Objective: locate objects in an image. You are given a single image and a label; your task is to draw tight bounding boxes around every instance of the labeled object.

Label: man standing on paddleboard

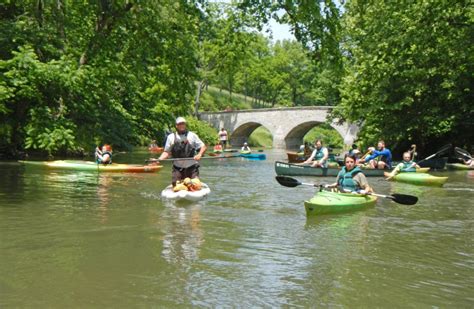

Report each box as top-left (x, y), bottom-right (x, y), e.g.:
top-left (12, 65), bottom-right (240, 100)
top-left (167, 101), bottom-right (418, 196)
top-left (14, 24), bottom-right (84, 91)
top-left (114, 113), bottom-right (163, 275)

top-left (157, 117), bottom-right (207, 187)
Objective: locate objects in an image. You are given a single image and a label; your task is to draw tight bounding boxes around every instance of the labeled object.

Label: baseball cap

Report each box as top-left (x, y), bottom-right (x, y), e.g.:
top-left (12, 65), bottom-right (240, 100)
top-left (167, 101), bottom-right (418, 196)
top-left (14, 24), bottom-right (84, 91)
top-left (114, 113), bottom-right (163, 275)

top-left (175, 117), bottom-right (186, 124)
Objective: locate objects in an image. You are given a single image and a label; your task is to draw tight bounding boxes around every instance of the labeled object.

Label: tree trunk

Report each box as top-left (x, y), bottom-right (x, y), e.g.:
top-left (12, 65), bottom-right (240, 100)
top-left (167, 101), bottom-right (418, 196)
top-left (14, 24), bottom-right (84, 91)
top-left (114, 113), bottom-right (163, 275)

top-left (194, 79), bottom-right (207, 117)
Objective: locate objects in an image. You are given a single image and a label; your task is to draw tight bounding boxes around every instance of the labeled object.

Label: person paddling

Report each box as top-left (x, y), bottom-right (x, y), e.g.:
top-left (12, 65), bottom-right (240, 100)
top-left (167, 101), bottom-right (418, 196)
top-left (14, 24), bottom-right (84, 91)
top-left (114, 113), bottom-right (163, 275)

top-left (95, 144), bottom-right (113, 165)
top-left (157, 117), bottom-right (207, 187)
top-left (241, 142), bottom-right (251, 153)
top-left (359, 140), bottom-right (392, 169)
top-left (302, 139), bottom-right (329, 168)
top-left (219, 128), bottom-right (228, 149)
top-left (386, 152), bottom-right (420, 179)
top-left (326, 154), bottom-right (373, 194)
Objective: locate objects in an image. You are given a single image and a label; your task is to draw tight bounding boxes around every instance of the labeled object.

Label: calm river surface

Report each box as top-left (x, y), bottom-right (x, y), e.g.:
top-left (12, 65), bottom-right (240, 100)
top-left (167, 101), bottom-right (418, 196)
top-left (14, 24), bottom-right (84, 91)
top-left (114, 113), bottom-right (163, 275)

top-left (1, 149), bottom-right (473, 307)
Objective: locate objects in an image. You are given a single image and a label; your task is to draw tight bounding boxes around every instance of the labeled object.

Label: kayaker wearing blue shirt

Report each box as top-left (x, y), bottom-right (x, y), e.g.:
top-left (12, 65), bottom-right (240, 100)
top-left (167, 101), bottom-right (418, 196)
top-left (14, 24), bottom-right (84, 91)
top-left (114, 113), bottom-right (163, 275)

top-left (327, 154), bottom-right (373, 194)
top-left (302, 139), bottom-right (329, 168)
top-left (95, 144), bottom-right (112, 164)
top-left (386, 152), bottom-right (420, 179)
top-left (359, 140), bottom-right (392, 169)
top-left (157, 117), bottom-right (207, 187)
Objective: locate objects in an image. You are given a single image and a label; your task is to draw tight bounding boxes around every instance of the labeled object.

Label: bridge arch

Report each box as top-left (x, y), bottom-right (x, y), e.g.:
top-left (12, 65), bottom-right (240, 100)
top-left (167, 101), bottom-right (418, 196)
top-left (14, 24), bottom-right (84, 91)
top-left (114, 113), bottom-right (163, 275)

top-left (199, 107), bottom-right (359, 149)
top-left (284, 121), bottom-right (348, 150)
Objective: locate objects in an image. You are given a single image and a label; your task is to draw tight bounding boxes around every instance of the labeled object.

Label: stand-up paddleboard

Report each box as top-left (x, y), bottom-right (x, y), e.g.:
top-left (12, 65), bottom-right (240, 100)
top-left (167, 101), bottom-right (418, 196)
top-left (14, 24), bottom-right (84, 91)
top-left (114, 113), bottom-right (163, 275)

top-left (161, 183), bottom-right (211, 202)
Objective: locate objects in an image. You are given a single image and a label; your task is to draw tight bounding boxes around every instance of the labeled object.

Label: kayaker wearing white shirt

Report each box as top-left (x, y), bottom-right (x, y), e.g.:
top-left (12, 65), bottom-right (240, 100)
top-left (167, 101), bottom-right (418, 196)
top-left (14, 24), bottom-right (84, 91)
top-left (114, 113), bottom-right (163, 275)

top-left (241, 142), bottom-right (251, 153)
top-left (158, 117), bottom-right (207, 187)
top-left (302, 139), bottom-right (329, 168)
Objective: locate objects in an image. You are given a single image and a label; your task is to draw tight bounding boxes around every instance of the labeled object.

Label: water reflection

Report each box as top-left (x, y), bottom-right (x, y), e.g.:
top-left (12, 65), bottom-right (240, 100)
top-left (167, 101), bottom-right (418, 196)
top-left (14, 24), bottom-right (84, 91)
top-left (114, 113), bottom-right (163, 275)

top-left (157, 203), bottom-right (204, 264)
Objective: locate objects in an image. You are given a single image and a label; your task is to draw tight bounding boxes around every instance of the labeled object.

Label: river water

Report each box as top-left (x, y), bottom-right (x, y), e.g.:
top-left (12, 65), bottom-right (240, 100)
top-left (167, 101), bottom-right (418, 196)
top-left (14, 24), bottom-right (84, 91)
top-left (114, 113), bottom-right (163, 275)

top-left (1, 149), bottom-right (473, 307)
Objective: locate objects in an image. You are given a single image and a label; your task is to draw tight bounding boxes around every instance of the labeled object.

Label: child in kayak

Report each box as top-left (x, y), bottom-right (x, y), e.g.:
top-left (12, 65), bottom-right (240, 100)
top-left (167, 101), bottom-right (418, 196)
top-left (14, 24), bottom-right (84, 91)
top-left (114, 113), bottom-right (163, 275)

top-left (327, 154), bottom-right (373, 194)
top-left (241, 143), bottom-right (251, 153)
top-left (386, 152), bottom-right (420, 179)
top-left (95, 144), bottom-right (113, 164)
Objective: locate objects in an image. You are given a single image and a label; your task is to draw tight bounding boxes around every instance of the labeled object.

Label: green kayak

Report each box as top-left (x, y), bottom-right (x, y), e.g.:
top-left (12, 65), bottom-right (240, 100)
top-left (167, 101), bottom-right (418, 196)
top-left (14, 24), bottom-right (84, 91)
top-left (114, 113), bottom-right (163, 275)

top-left (304, 191), bottom-right (377, 216)
top-left (384, 172), bottom-right (448, 187)
top-left (447, 163), bottom-right (474, 170)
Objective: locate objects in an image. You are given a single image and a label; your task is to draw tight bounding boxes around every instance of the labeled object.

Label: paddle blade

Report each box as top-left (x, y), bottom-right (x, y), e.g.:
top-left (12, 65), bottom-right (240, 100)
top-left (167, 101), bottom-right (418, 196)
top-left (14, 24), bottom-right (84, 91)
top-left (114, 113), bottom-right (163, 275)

top-left (390, 194), bottom-right (418, 205)
top-left (275, 176), bottom-right (301, 187)
top-left (455, 147), bottom-right (473, 160)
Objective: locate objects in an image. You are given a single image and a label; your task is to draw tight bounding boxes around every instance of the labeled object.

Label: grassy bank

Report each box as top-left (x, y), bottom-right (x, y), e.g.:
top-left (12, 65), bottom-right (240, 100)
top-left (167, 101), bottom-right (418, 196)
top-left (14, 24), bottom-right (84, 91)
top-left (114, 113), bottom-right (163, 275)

top-left (248, 126), bottom-right (273, 148)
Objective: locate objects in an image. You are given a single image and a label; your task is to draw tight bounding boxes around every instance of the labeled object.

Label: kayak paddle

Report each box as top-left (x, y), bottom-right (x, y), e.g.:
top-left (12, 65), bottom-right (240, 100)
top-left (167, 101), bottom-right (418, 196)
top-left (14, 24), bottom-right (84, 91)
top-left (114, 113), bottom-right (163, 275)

top-left (454, 147), bottom-right (473, 160)
top-left (416, 143), bottom-right (452, 165)
top-left (146, 154), bottom-right (240, 163)
top-left (277, 176), bottom-right (418, 205)
top-left (341, 188), bottom-right (418, 205)
top-left (275, 176), bottom-right (323, 187)
top-left (367, 192), bottom-right (417, 205)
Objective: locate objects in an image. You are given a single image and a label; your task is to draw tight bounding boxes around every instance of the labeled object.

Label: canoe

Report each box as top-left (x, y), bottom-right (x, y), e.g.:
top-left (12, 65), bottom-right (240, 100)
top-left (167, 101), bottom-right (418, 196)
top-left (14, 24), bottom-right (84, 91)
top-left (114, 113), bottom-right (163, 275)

top-left (304, 190), bottom-right (377, 216)
top-left (385, 172), bottom-right (448, 186)
top-left (240, 153), bottom-right (266, 160)
top-left (418, 157), bottom-right (448, 169)
top-left (161, 183), bottom-right (211, 201)
top-left (275, 161), bottom-right (428, 177)
top-left (287, 152), bottom-right (307, 163)
top-left (19, 160), bottom-right (162, 173)
top-left (447, 163), bottom-right (474, 170)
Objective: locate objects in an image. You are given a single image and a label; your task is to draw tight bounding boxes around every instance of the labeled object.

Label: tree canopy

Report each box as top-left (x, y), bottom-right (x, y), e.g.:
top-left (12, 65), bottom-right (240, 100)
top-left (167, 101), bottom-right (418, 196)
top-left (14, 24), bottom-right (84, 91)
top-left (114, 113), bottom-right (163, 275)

top-left (1, 0), bottom-right (472, 157)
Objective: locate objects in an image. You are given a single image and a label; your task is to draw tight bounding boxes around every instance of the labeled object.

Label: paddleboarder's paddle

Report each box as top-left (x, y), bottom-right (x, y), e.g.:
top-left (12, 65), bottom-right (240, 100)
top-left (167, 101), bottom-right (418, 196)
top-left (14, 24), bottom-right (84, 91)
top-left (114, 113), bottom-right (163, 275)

top-left (146, 154), bottom-right (240, 164)
top-left (454, 147), bottom-right (473, 160)
top-left (276, 176), bottom-right (418, 205)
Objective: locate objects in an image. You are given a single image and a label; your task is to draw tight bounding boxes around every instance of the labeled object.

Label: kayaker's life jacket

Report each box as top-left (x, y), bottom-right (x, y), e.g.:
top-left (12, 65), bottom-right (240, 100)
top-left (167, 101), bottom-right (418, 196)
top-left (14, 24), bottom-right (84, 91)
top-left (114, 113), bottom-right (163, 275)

top-left (97, 151), bottom-right (112, 165)
top-left (171, 131), bottom-right (198, 169)
top-left (337, 166), bottom-right (362, 192)
top-left (400, 161), bottom-right (416, 172)
top-left (314, 147), bottom-right (327, 161)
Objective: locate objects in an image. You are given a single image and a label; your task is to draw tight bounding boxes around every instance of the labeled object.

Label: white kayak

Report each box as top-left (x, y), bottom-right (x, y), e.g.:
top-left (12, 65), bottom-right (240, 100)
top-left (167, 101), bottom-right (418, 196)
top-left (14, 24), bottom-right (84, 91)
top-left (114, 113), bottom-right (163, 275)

top-left (161, 183), bottom-right (211, 202)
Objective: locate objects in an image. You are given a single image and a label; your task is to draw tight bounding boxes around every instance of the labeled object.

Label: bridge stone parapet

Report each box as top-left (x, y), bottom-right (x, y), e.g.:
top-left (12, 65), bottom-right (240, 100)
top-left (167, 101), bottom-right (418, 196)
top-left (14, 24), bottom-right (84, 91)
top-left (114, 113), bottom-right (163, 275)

top-left (199, 107), bottom-right (359, 149)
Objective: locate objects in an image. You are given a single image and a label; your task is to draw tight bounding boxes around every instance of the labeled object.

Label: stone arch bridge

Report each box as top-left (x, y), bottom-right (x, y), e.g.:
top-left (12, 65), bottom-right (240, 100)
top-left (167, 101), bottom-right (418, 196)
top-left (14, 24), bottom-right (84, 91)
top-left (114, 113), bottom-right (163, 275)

top-left (199, 107), bottom-right (359, 149)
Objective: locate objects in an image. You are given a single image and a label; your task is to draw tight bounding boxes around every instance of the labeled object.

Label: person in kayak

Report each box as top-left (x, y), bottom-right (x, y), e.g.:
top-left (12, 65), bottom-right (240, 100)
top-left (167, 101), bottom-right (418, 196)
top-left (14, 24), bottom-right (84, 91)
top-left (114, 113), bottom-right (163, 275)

top-left (359, 140), bottom-right (392, 169)
top-left (302, 139), bottom-right (329, 168)
top-left (157, 117), bottom-right (207, 187)
top-left (241, 142), bottom-right (251, 152)
top-left (95, 144), bottom-right (113, 164)
top-left (385, 151), bottom-right (420, 179)
top-left (219, 128), bottom-right (228, 149)
top-left (348, 143), bottom-right (361, 157)
top-left (327, 154), bottom-right (373, 194)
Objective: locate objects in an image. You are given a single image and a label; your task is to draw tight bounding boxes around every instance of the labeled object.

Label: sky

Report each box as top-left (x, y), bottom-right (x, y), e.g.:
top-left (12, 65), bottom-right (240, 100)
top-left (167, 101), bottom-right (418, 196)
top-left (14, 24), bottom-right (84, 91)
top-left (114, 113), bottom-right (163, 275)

top-left (262, 18), bottom-right (296, 42)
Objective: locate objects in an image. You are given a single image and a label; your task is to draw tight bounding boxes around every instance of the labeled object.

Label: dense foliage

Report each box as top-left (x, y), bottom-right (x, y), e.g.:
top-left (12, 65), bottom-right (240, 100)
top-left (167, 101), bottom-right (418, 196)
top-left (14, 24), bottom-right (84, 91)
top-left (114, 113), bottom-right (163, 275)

top-left (0, 1), bottom-right (200, 157)
top-left (334, 0), bottom-right (473, 153)
top-left (1, 0), bottom-right (471, 157)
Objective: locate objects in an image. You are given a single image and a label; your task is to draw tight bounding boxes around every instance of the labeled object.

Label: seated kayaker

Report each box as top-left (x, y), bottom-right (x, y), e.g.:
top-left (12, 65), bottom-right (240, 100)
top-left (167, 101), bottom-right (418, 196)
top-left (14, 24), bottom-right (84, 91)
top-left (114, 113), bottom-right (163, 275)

top-left (302, 139), bottom-right (328, 168)
top-left (157, 117), bottom-right (207, 187)
top-left (327, 154), bottom-right (373, 194)
top-left (386, 152), bottom-right (420, 179)
top-left (348, 143), bottom-right (361, 157)
top-left (95, 144), bottom-right (113, 164)
top-left (359, 140), bottom-right (392, 169)
top-left (149, 140), bottom-right (158, 148)
top-left (214, 144), bottom-right (223, 152)
top-left (241, 143), bottom-right (251, 153)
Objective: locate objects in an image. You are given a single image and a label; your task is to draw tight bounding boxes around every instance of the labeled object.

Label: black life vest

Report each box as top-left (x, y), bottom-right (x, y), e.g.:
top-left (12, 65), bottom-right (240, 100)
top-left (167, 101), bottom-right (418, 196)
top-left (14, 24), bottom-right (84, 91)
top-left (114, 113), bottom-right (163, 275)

top-left (171, 132), bottom-right (198, 169)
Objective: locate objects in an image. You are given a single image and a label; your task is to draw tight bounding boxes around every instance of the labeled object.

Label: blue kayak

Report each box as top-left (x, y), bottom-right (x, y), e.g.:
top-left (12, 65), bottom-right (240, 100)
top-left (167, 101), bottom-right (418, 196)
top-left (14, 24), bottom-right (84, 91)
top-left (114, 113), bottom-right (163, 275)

top-left (239, 153), bottom-right (266, 160)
